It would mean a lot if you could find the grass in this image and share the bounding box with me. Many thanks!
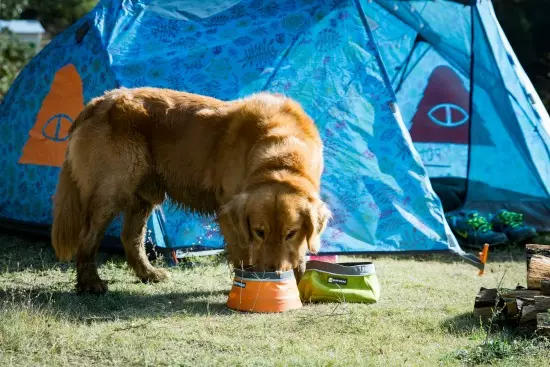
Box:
[1,234,550,366]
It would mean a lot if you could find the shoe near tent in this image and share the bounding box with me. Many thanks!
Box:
[0,0,545,266]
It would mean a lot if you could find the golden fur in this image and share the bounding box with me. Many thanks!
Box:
[51,87,330,293]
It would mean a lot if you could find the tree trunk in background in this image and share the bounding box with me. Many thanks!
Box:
[492,0,550,110]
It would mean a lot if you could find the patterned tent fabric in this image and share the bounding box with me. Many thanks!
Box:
[2,0,546,258]
[371,1,550,229]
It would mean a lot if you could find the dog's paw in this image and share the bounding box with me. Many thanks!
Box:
[140,268,171,283]
[77,279,108,295]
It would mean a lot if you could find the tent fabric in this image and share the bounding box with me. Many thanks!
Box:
[0,0,458,255]
[0,0,547,257]
[18,64,84,167]
[371,0,550,229]
[0,21,121,232]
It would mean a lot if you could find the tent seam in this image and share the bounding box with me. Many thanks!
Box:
[354,0,397,102]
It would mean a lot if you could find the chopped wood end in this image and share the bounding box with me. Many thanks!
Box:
[527,255,550,290]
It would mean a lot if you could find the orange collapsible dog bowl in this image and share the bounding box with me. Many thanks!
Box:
[226,269,302,313]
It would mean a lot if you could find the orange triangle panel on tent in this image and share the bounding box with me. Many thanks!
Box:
[18,63,84,167]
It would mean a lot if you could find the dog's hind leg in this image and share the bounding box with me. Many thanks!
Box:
[76,191,118,294]
[121,196,170,283]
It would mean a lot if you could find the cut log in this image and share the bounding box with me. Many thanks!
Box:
[501,289,539,303]
[526,244,550,267]
[527,255,550,290]
[473,288,501,323]
[520,304,538,324]
[510,298,528,328]
[541,279,550,296]
[535,296,550,312]
[515,297,525,313]
[474,287,498,308]
[537,312,550,336]
[503,298,519,320]
[473,307,495,322]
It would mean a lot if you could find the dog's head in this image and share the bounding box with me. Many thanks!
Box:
[219,184,331,272]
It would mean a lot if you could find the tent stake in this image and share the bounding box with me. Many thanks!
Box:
[478,243,490,276]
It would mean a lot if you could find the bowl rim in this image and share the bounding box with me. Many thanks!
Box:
[233,268,295,281]
[305,260,376,276]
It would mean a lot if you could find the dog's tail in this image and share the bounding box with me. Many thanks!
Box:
[52,94,108,260]
[51,158,84,262]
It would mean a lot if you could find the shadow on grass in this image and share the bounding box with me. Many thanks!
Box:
[0,286,233,321]
[0,234,69,272]
[441,312,483,336]
[0,234,235,321]
[0,234,129,274]
[0,233,226,274]
[442,312,529,338]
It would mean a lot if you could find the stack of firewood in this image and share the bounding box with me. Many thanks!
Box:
[473,244,550,336]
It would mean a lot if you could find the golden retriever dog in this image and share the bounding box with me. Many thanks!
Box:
[51,87,331,294]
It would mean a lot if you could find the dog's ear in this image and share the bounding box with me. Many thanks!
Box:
[220,192,250,248]
[303,199,331,254]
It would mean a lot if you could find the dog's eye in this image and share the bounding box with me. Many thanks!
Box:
[285,230,297,241]
[254,229,265,239]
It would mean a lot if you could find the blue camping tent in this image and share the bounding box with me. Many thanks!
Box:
[371,0,550,229]
[0,0,547,264]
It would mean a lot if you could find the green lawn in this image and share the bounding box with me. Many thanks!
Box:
[1,234,549,366]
